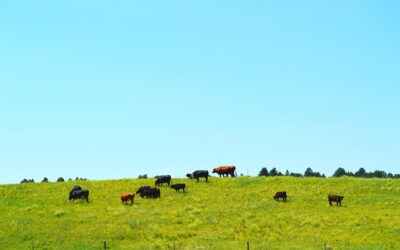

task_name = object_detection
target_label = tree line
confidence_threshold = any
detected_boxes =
[21,175,149,183]
[20,177,87,184]
[258,167,400,178]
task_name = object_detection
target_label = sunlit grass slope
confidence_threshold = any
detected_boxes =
[0,177,399,249]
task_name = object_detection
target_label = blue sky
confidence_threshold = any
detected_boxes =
[1,1,399,183]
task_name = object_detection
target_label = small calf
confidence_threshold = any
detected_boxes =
[170,183,186,192]
[328,194,344,206]
[273,191,287,202]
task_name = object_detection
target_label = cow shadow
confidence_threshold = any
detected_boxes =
[170,189,189,195]
[329,204,346,208]
[272,199,290,203]
[69,199,90,205]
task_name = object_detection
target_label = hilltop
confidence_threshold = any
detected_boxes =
[0,177,399,249]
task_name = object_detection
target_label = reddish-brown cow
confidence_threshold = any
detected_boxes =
[121,192,135,205]
[212,166,236,177]
[328,194,344,206]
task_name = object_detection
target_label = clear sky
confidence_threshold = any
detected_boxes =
[1,1,399,184]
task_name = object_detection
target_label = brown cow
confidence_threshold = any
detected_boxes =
[328,194,344,206]
[121,192,135,205]
[212,166,236,177]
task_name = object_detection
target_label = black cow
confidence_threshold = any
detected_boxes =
[171,183,186,192]
[142,187,160,198]
[155,175,171,186]
[136,186,151,196]
[273,191,287,202]
[328,194,344,206]
[69,189,89,202]
[69,185,82,197]
[187,170,209,182]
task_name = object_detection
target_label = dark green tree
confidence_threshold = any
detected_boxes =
[333,167,347,177]
[372,170,387,178]
[313,171,322,177]
[304,168,314,177]
[258,167,269,177]
[57,177,65,182]
[41,177,49,183]
[290,172,302,177]
[269,168,278,176]
[355,168,367,177]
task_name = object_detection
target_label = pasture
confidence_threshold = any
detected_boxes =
[0,177,399,249]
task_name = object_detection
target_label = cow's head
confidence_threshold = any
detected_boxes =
[212,168,217,173]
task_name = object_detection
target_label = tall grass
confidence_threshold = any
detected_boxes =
[0,177,399,249]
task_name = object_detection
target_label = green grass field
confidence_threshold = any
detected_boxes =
[0,177,399,249]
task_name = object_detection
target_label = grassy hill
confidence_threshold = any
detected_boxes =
[0,177,399,249]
